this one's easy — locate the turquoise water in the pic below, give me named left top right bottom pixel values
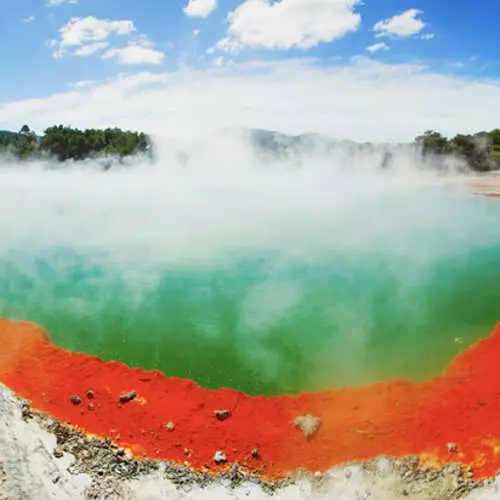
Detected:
left=0, top=176, right=499, bottom=396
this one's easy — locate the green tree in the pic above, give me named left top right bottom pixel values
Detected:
left=415, top=130, right=450, bottom=155
left=13, top=125, right=38, bottom=160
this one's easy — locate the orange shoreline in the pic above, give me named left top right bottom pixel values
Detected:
left=1, top=319, right=500, bottom=480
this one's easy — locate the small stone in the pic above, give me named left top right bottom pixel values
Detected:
left=21, top=401, right=32, bottom=420
left=70, top=395, right=82, bottom=406
left=53, top=446, right=64, bottom=458
left=116, top=448, right=125, bottom=457
left=165, top=422, right=175, bottom=432
left=214, top=409, right=232, bottom=421
left=86, top=390, right=95, bottom=400
left=214, top=451, right=227, bottom=465
left=119, top=390, right=137, bottom=403
left=294, top=415, right=322, bottom=440
left=251, top=448, right=260, bottom=459
left=51, top=472, right=61, bottom=484
left=447, top=443, right=458, bottom=453
left=87, top=403, right=95, bottom=411
left=314, top=472, right=322, bottom=480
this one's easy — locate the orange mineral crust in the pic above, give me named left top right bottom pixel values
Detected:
left=1, top=319, right=500, bottom=480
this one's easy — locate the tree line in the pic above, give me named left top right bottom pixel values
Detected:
left=416, top=129, right=500, bottom=172
left=0, top=125, right=152, bottom=162
left=2, top=125, right=500, bottom=172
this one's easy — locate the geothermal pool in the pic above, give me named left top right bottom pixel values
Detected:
left=0, top=167, right=499, bottom=396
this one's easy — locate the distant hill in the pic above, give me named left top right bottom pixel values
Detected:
left=244, top=128, right=405, bottom=171
left=0, top=130, right=17, bottom=138
left=247, top=128, right=500, bottom=172
left=0, top=130, right=18, bottom=149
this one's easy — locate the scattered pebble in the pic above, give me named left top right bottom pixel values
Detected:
left=447, top=442, right=458, bottom=453
left=53, top=446, right=64, bottom=458
left=214, top=409, right=232, bottom=421
left=165, top=422, right=175, bottom=432
left=21, top=400, right=32, bottom=420
left=214, top=451, right=227, bottom=465
left=119, top=390, right=137, bottom=403
left=70, top=395, right=82, bottom=406
left=86, top=390, right=95, bottom=400
left=294, top=415, right=322, bottom=440
left=252, top=448, right=260, bottom=459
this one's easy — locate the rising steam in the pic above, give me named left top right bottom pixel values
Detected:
left=0, top=131, right=498, bottom=395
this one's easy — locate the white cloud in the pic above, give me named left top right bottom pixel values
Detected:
left=210, top=37, right=242, bottom=55
left=193, top=29, right=201, bottom=36
left=22, top=15, right=36, bottom=24
left=3, top=58, right=500, bottom=143
left=184, top=0, right=217, bottom=18
left=421, top=33, right=435, bottom=40
left=50, top=17, right=135, bottom=58
left=47, top=0, right=78, bottom=5
left=374, top=9, right=426, bottom=38
left=70, top=80, right=97, bottom=89
left=213, top=56, right=234, bottom=68
left=213, top=0, right=362, bottom=53
left=75, top=42, right=109, bottom=57
left=48, top=16, right=163, bottom=64
left=102, top=39, right=165, bottom=65
left=367, top=42, right=389, bottom=54
left=60, top=17, right=134, bottom=47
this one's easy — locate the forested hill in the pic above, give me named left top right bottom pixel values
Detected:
left=0, top=125, right=152, bottom=162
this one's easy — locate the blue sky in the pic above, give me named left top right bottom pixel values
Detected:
left=1, top=0, right=496, bottom=100
left=1, top=0, right=500, bottom=141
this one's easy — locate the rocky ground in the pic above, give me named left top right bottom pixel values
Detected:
left=1, top=383, right=500, bottom=499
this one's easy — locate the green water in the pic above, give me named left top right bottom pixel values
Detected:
left=1, top=189, right=499, bottom=396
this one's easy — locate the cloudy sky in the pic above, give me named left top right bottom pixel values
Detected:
left=1, top=0, right=499, bottom=141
